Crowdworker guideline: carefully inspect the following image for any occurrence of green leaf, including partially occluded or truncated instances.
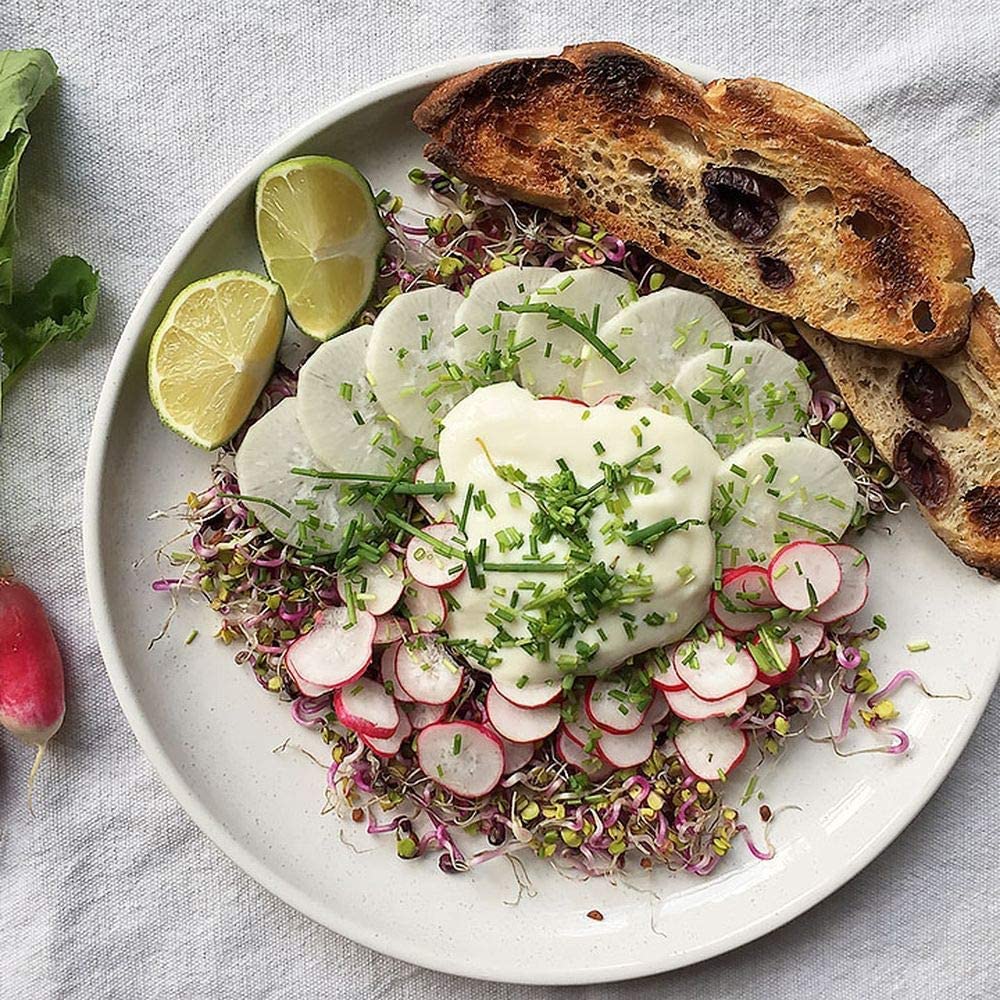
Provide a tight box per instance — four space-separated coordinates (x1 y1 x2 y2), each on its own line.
0 255 99 418
0 49 58 304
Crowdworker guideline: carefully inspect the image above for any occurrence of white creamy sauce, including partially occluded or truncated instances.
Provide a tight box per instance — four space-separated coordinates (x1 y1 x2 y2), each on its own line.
438 383 721 696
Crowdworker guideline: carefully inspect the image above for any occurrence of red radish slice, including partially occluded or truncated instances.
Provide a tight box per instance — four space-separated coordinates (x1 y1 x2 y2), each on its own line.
649 649 686 692
285 606 376 690
334 676 400 739
485 685 560 743
722 565 779 607
751 634 801 687
361 712 413 757
413 458 453 522
286 658 330 699
674 718 749 780
394 637 464 705
596 724 655 769
491 671 561 708
497 734 538 774
402 582 447 632
745 679 770 697
417 721 505 797
406 701 448 729
584 678 646 734
561 716 600 750
539 394 587 405
373 614 407 646
673 636 756 702
555 728 611 778
378 641 411 702
784 618 825 658
809 544 870 623
594 392 626 406
336 554 404 615
665 684 747 721
768 541 842 611
709 588 771 634
405 522 466 589
645 690 670 726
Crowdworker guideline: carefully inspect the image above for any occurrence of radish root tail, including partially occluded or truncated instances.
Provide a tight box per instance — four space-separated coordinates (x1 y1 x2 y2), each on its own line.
26 741 47 815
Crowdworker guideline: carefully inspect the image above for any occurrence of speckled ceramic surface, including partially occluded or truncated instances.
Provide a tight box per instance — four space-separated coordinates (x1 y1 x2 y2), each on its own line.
83 53 1000 984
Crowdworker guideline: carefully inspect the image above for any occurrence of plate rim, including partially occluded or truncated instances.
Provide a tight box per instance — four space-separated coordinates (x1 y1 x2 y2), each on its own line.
83 48 1000 984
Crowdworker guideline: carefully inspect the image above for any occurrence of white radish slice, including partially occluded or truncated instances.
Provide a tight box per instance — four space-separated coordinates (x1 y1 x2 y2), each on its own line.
297 324 407 476
709 587 771 634
810 544 870 623
491 670 562 709
665 684 747 721
784 617 826 658
378 641 411 701
556 728 611 778
497 734 539 774
285 658 329 699
413 458 454 522
645 690 670 725
584 287 734 405
406 701 448 729
515 268 637 399
373 614 408 646
285 605 376 690
584 678 647 734
404 521 466 589
333 676 400 739
670 339 810 456
402 582 447 632
596 724 655 769
416 721 504 797
394 637 464 705
234 397 369 552
745 679 770 697
722 565 778 607
673 636 757 701
673 718 749 780
365 285 465 442
750 634 801 687
713 437 859 565
649 649 686 692
768 540 842 611
485 685 561 743
361 711 413 758
337 554 405 615
561 715 601 750
452 266 562 374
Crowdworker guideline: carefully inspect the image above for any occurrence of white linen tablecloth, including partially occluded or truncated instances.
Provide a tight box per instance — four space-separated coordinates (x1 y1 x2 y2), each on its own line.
1 1 997 996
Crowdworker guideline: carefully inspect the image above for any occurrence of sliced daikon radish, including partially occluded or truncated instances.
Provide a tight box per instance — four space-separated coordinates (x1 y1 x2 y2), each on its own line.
784 617 826 658
584 678 647 735
361 712 413 757
284 606 376 690
673 718 749 780
378 640 411 701
515 268 636 398
810 544 870 623
556 727 611 778
337 553 404 615
649 648 686 692
297 324 408 475
404 521 466 589
673 635 757 701
670 339 810 455
402 582 447 632
749 632 801 687
365 285 465 442
713 438 859 565
584 287 734 404
406 701 447 729
333 676 400 738
491 670 562 709
394 636 464 704
665 684 747 721
416 720 505 797
234 397 369 552
373 614 407 646
452 266 561 375
645 690 670 725
485 684 561 743
709 587 771 634
413 458 454 522
596 724 655 769
723 565 778 607
495 733 538 773
768 540 842 610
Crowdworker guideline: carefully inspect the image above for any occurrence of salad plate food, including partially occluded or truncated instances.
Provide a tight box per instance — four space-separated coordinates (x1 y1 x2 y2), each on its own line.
84 44 1000 983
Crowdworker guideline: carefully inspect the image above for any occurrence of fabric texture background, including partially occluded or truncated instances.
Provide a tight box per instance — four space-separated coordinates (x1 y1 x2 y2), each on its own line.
1 1 997 997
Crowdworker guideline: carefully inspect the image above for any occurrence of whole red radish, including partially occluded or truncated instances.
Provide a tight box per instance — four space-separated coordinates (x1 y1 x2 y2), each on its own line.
0 576 66 804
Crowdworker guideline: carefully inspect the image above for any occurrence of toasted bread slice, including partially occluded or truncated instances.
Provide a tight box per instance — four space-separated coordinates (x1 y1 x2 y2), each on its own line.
414 42 974 357
796 290 1000 576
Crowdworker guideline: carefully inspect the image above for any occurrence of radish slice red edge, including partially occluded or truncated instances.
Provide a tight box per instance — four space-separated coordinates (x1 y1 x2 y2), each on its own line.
405 701 448 729
750 634 801 687
402 582 448 632
485 685 560 743
596 725 655 768
584 677 647 734
673 718 749 780
709 587 771 634
722 565 778 607
809 544 870 623
334 676 400 739
673 636 756 701
405 521 467 589
665 684 747 721
784 617 825 659
413 458 453 522
361 712 414 757
378 641 411 702
285 607 376 690
768 541 842 612
555 728 612 778
394 637 464 705
416 721 505 798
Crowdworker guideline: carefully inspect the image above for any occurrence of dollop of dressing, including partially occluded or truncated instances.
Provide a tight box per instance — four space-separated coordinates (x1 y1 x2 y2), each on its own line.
438 383 720 697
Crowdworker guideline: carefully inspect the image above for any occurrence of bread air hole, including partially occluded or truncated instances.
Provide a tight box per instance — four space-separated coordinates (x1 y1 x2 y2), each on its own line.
912 300 936 332
510 123 545 146
627 157 657 178
650 116 707 158
845 209 888 241
804 186 835 210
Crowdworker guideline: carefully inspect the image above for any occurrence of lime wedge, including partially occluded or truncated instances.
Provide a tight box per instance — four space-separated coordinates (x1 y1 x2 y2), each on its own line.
255 156 386 341
147 270 285 448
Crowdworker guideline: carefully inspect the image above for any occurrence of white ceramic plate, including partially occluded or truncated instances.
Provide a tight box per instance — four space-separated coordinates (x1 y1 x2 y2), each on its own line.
83 51 1000 984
